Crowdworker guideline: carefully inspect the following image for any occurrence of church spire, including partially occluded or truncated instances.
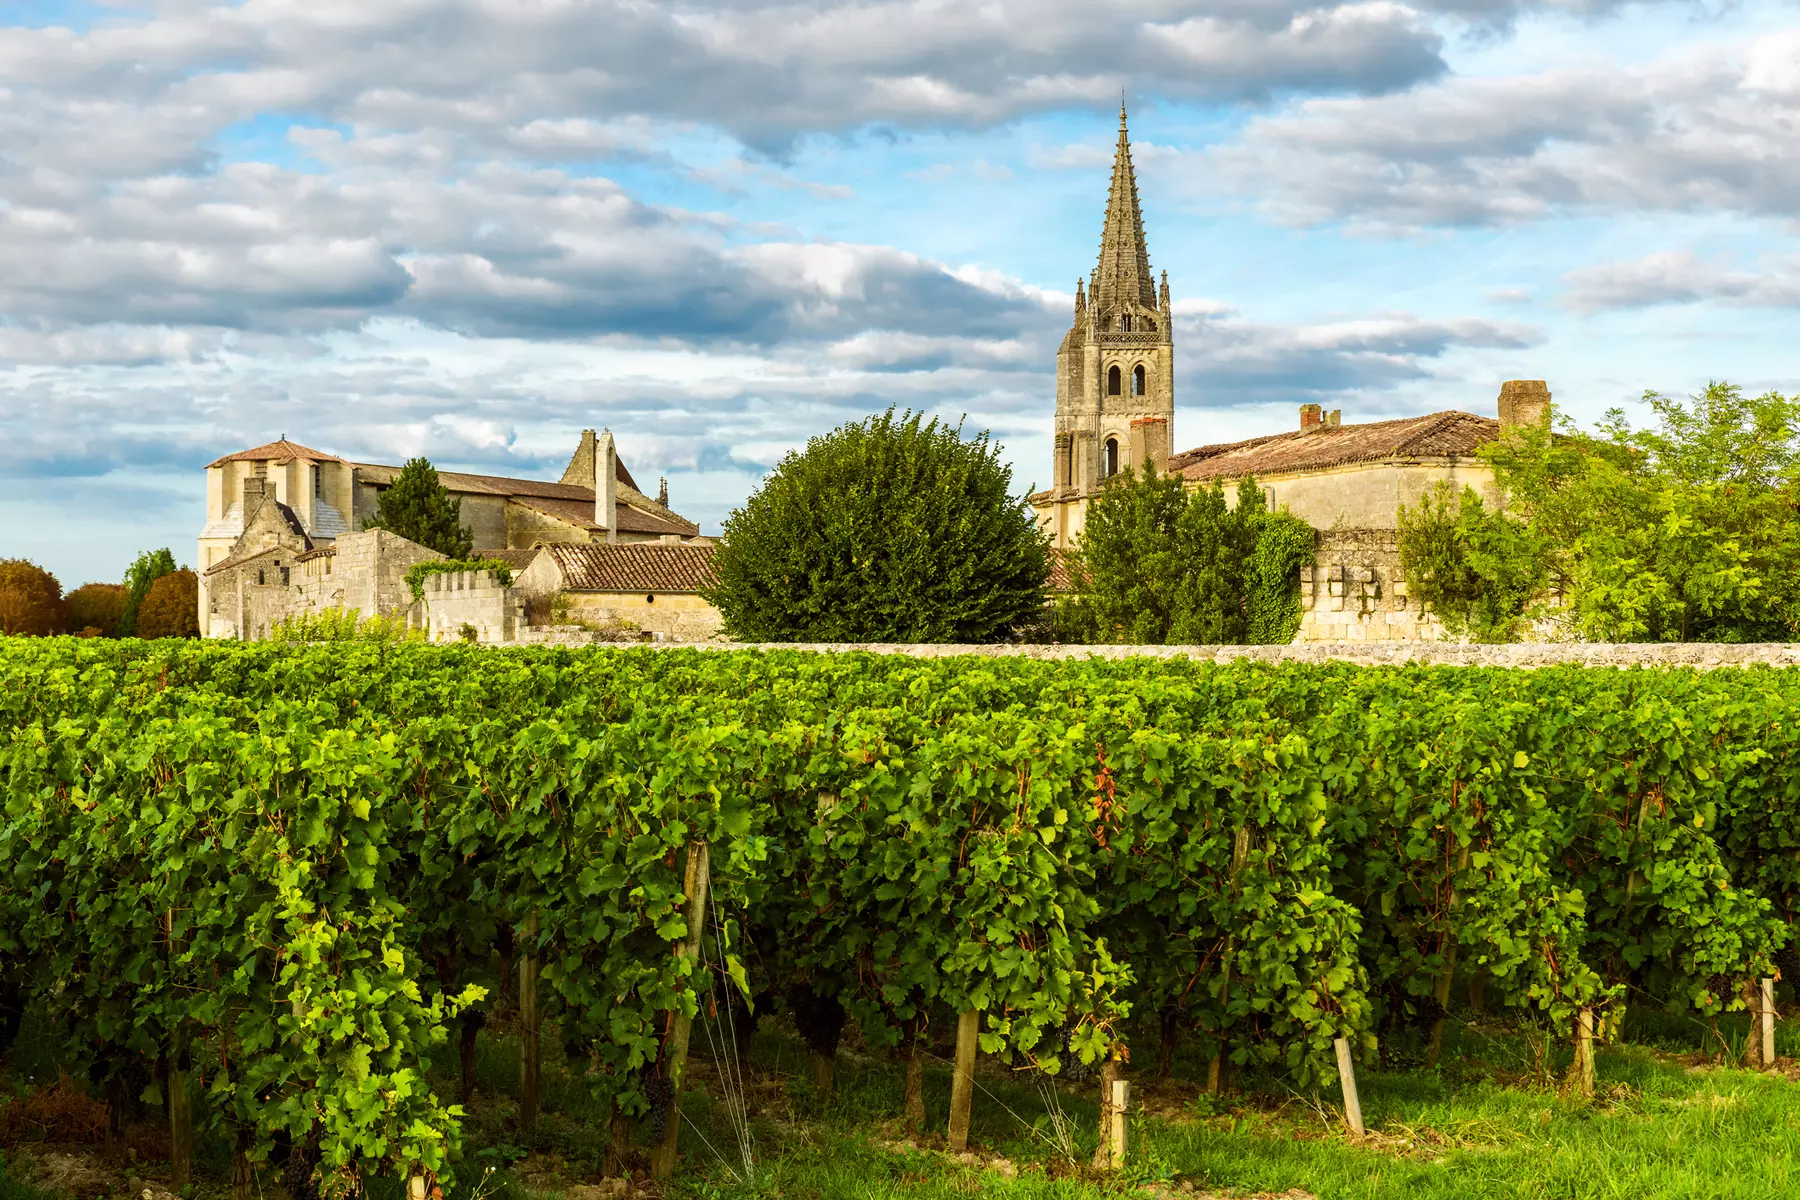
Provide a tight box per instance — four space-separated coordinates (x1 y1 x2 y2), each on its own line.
1092 103 1157 312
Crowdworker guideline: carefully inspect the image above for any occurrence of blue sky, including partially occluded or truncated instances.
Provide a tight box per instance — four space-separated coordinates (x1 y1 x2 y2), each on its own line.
3 0 1799 587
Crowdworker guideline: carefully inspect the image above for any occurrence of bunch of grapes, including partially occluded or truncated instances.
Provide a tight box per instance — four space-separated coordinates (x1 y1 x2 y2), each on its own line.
644 1074 675 1139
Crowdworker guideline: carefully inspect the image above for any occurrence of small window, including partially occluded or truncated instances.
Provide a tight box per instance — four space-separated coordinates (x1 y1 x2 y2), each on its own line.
1133 364 1146 396
256 569 265 585
1105 438 1120 478
1143 317 1156 332
645 594 656 605
1121 314 1132 332
1107 366 1122 396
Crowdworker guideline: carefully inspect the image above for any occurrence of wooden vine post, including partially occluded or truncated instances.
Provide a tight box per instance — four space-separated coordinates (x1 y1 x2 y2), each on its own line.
1208 826 1252 1093
651 841 712 1179
1572 1008 1595 1097
519 909 541 1134
1107 1079 1130 1169
1090 1051 1123 1168
409 1176 427 1200
1333 1037 1364 1139
947 1008 980 1153
1761 977 1777 1068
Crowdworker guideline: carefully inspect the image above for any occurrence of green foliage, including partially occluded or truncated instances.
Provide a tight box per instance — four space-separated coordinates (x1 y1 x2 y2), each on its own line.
1403 383 1800 643
269 609 424 643
1397 482 1548 642
703 408 1050 642
134 568 200 639
64 582 126 637
403 558 516 602
1060 470 1313 645
117 547 177 636
362 458 475 560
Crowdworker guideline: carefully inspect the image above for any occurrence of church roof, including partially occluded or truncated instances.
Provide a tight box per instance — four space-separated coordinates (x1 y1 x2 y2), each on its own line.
543 542 718 593
352 462 596 500
1168 411 1500 483
1091 104 1158 313
510 495 700 538
207 439 345 468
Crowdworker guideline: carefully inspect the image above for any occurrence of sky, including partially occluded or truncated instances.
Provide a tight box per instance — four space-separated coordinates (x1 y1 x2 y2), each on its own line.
3 0 1799 588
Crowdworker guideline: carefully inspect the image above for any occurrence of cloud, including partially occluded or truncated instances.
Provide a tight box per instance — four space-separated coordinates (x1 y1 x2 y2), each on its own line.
1560 250 1800 312
1213 28 1800 230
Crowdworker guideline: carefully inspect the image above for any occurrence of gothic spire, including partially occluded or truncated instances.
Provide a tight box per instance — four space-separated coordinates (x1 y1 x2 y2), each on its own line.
1092 103 1157 312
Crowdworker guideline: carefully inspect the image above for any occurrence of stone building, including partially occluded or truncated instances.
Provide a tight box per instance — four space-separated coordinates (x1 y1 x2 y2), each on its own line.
1027 106 1556 643
197 428 708 634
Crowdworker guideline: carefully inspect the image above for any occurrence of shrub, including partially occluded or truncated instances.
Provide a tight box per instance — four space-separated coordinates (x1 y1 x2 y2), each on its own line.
65 583 127 638
705 408 1050 642
0 560 68 636
118 548 178 636
133 569 200 639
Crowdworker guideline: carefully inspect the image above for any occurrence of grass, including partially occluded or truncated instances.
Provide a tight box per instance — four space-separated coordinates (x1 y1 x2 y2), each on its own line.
8 1002 1800 1200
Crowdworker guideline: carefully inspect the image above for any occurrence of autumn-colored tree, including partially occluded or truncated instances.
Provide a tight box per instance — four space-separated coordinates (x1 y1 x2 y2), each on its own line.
66 582 128 637
134 569 200 639
0 559 70 636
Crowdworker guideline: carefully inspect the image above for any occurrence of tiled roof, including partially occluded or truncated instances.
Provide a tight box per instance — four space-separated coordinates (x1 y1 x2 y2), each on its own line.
512 496 700 538
546 543 718 593
1048 548 1074 593
477 548 543 571
353 462 596 501
1168 411 1498 483
208 439 346 468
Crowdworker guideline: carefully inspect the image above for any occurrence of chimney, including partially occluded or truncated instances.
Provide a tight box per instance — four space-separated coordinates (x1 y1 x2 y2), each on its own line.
242 477 267 509
595 430 618 543
1498 380 1552 431
1300 404 1323 430
1326 409 1341 428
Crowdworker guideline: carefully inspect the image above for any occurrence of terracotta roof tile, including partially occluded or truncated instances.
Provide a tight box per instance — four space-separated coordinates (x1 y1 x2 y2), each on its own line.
208 439 346 468
1168 411 1498 483
478 548 543 571
546 543 717 593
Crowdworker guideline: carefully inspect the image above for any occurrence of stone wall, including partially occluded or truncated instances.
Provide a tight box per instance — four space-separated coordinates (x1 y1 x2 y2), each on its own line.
1295 528 1446 643
668 642 1800 669
421 569 523 644
562 591 724 641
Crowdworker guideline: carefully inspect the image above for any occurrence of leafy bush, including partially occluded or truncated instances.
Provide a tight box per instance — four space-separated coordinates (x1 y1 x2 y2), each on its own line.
65 582 127 637
0 560 67 637
270 609 423 643
134 569 200 639
1059 468 1313 645
118 547 178 636
704 409 1050 642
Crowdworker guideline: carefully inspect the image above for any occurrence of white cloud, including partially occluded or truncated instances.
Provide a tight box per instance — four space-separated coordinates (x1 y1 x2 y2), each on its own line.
1213 29 1800 230
1561 250 1800 312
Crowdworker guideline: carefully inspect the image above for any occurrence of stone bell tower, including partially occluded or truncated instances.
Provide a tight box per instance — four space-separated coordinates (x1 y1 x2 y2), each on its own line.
1051 103 1175 503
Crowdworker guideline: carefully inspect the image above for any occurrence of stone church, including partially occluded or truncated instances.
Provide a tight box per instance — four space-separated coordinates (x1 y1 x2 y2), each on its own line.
1031 107 1554 642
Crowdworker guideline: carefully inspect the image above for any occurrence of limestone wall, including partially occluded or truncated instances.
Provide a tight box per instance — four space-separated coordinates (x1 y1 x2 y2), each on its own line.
667 642 1800 669
563 591 724 641
422 569 522 644
1295 528 1446 643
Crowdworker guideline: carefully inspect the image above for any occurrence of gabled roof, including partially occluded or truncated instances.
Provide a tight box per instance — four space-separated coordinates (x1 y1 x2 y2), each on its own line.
509 496 699 538
207 439 345 468
545 543 718 593
352 462 596 501
1167 411 1499 483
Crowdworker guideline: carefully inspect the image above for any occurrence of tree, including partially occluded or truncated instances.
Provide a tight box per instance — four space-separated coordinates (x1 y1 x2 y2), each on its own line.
361 457 474 560
0 559 69 636
134 570 200 639
704 409 1050 642
1059 467 1314 645
66 583 128 637
1402 383 1800 643
119 547 178 636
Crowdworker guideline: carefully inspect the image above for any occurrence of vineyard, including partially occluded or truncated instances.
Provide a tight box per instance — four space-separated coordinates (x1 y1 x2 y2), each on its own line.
3 640 1800 1198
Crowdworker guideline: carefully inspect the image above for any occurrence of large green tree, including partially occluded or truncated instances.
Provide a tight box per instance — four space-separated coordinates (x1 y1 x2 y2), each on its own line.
704 409 1050 642
118 547 178 636
1400 382 1800 643
1059 466 1314 645
66 582 128 637
135 569 201 639
361 457 474 560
